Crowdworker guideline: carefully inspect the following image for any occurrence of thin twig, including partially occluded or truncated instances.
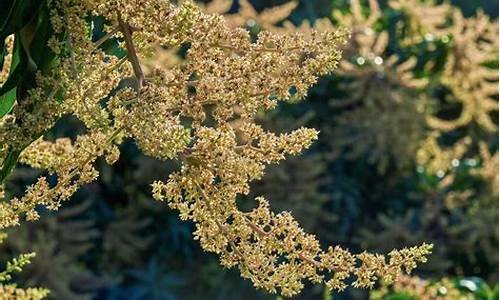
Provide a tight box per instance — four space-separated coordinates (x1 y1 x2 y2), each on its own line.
117 12 145 91
245 218 272 237
298 253 320 267
92 26 120 52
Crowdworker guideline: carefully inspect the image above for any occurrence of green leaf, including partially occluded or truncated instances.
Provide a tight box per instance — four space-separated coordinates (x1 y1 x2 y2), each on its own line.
0 2 56 114
29 5 56 73
0 61 24 117
0 38 21 117
0 32 33 107
0 87 16 116
0 149 21 184
385 293 417 300
490 285 499 300
0 0 43 39
0 0 59 182
0 0 15 32
0 38 5 71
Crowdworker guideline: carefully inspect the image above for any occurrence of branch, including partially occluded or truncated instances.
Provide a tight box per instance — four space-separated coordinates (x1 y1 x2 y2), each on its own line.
117 13 145 91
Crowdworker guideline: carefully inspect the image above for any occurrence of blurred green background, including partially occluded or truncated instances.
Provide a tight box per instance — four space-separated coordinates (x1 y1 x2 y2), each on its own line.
1 0 498 299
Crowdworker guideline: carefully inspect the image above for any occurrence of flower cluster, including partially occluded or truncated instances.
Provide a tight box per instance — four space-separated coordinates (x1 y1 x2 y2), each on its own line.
0 0 432 297
388 0 451 46
241 0 498 177
0 284 49 300
0 233 49 299
371 275 470 300
202 0 497 292
204 0 299 31
427 10 499 133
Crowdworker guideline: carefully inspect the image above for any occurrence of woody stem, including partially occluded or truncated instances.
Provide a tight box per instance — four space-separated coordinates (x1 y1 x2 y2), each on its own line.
117 13 145 91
